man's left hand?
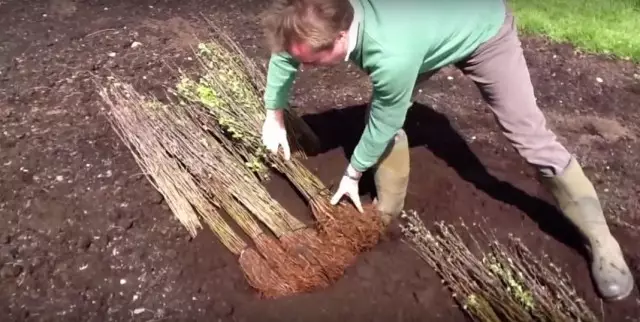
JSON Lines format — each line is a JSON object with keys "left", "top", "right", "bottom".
{"left": 330, "top": 164, "right": 364, "bottom": 213}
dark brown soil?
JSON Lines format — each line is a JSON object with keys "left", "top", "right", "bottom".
{"left": 1, "top": 0, "right": 639, "bottom": 321}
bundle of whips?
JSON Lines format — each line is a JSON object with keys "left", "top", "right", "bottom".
{"left": 99, "top": 81, "right": 330, "bottom": 298}
{"left": 173, "top": 21, "right": 384, "bottom": 279}
{"left": 400, "top": 210, "right": 599, "bottom": 322}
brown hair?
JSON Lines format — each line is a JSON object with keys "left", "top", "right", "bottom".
{"left": 260, "top": 0, "right": 354, "bottom": 53}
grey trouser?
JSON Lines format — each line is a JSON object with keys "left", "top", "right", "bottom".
{"left": 419, "top": 6, "right": 572, "bottom": 177}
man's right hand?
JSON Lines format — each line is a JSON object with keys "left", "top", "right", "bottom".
{"left": 261, "top": 109, "right": 291, "bottom": 160}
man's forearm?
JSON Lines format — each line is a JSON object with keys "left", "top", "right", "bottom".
{"left": 349, "top": 54, "right": 420, "bottom": 172}
{"left": 264, "top": 52, "right": 300, "bottom": 110}
{"left": 349, "top": 109, "right": 406, "bottom": 172}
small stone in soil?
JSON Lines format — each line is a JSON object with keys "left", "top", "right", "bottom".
{"left": 76, "top": 236, "right": 92, "bottom": 250}
{"left": 120, "top": 219, "right": 135, "bottom": 230}
{"left": 0, "top": 234, "right": 10, "bottom": 244}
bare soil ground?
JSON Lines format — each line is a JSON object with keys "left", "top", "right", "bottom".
{"left": 1, "top": 0, "right": 639, "bottom": 321}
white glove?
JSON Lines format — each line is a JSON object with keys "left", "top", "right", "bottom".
{"left": 330, "top": 164, "right": 364, "bottom": 213}
{"left": 261, "top": 109, "right": 291, "bottom": 160}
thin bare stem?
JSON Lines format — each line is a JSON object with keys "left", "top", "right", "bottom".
{"left": 399, "top": 210, "right": 599, "bottom": 322}
{"left": 97, "top": 81, "right": 247, "bottom": 254}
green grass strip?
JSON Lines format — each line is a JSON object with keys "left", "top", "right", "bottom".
{"left": 508, "top": 0, "right": 640, "bottom": 61}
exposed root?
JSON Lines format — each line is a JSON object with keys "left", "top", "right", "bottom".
{"left": 280, "top": 228, "right": 358, "bottom": 282}
{"left": 312, "top": 200, "right": 384, "bottom": 253}
{"left": 254, "top": 234, "right": 330, "bottom": 292}
{"left": 238, "top": 248, "right": 297, "bottom": 299}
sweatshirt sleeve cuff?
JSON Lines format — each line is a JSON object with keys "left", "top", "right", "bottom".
{"left": 264, "top": 99, "right": 289, "bottom": 110}
{"left": 349, "top": 154, "right": 372, "bottom": 173}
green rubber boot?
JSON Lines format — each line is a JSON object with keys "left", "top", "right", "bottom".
{"left": 540, "top": 157, "right": 634, "bottom": 301}
{"left": 373, "top": 129, "right": 410, "bottom": 226}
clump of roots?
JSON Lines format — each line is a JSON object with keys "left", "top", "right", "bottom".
{"left": 311, "top": 197, "right": 385, "bottom": 253}
{"left": 280, "top": 228, "right": 358, "bottom": 282}
{"left": 239, "top": 248, "right": 299, "bottom": 299}
{"left": 254, "top": 234, "right": 330, "bottom": 291}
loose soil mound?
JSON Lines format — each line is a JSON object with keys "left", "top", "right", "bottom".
{"left": 1, "top": 0, "right": 639, "bottom": 321}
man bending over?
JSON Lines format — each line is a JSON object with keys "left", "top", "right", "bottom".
{"left": 258, "top": 0, "right": 634, "bottom": 301}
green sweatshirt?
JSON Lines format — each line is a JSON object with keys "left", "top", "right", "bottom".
{"left": 263, "top": 0, "right": 506, "bottom": 172}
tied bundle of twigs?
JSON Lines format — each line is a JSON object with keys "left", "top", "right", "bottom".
{"left": 99, "top": 81, "right": 335, "bottom": 298}
{"left": 172, "top": 21, "right": 383, "bottom": 263}
{"left": 184, "top": 102, "right": 359, "bottom": 281}
{"left": 98, "top": 81, "right": 288, "bottom": 297}
{"left": 399, "top": 210, "right": 599, "bottom": 322}
{"left": 148, "top": 93, "right": 359, "bottom": 293}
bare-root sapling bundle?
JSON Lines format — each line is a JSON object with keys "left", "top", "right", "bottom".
{"left": 100, "top": 78, "right": 397, "bottom": 297}
{"left": 172, "top": 36, "right": 384, "bottom": 267}
{"left": 399, "top": 210, "right": 599, "bottom": 322}
{"left": 142, "top": 92, "right": 335, "bottom": 295}
{"left": 98, "top": 81, "right": 299, "bottom": 298}
{"left": 183, "top": 103, "right": 359, "bottom": 281}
